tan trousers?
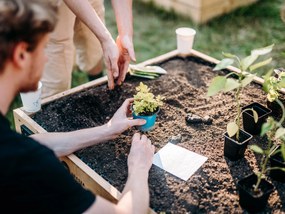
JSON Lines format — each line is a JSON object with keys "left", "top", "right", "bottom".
{"left": 42, "top": 0, "right": 105, "bottom": 98}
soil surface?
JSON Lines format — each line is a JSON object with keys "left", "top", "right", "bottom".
{"left": 33, "top": 56, "right": 285, "bottom": 213}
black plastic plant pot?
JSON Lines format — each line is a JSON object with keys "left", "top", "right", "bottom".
{"left": 270, "top": 146, "right": 285, "bottom": 183}
{"left": 238, "top": 174, "right": 274, "bottom": 213}
{"left": 267, "top": 100, "right": 283, "bottom": 119}
{"left": 224, "top": 129, "right": 252, "bottom": 161}
{"left": 242, "top": 102, "right": 272, "bottom": 135}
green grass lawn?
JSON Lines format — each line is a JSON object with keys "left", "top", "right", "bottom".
{"left": 7, "top": 0, "right": 285, "bottom": 129}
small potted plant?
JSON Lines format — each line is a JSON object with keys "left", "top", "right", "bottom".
{"left": 270, "top": 143, "right": 285, "bottom": 182}
{"left": 263, "top": 75, "right": 285, "bottom": 182}
{"left": 237, "top": 172, "right": 274, "bottom": 212}
{"left": 132, "top": 82, "right": 163, "bottom": 132}
{"left": 208, "top": 44, "right": 273, "bottom": 161}
{"left": 237, "top": 72, "right": 285, "bottom": 212}
{"left": 264, "top": 68, "right": 285, "bottom": 119}
{"left": 238, "top": 100, "right": 285, "bottom": 212}
{"left": 242, "top": 102, "right": 271, "bottom": 135}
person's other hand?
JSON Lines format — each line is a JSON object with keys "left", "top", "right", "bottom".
{"left": 101, "top": 38, "right": 120, "bottom": 89}
{"left": 107, "top": 98, "right": 145, "bottom": 138}
{"left": 116, "top": 35, "right": 136, "bottom": 85}
{"left": 128, "top": 133, "right": 155, "bottom": 174}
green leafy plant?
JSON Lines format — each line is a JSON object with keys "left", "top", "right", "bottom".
{"left": 250, "top": 98, "right": 285, "bottom": 192}
{"left": 207, "top": 44, "right": 274, "bottom": 139}
{"left": 249, "top": 71, "right": 285, "bottom": 192}
{"left": 133, "top": 82, "right": 163, "bottom": 115}
{"left": 263, "top": 68, "right": 285, "bottom": 102}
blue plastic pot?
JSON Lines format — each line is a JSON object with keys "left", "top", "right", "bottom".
{"left": 132, "top": 109, "right": 159, "bottom": 132}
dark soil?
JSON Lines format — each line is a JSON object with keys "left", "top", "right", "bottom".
{"left": 33, "top": 56, "right": 285, "bottom": 213}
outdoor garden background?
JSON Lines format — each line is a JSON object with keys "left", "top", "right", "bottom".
{"left": 7, "top": 0, "right": 285, "bottom": 128}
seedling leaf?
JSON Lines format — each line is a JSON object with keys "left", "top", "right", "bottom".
{"left": 278, "top": 78, "right": 285, "bottom": 88}
{"left": 241, "top": 74, "right": 255, "bottom": 87}
{"left": 260, "top": 122, "right": 271, "bottom": 136}
{"left": 227, "top": 122, "right": 239, "bottom": 137}
{"left": 250, "top": 145, "right": 264, "bottom": 154}
{"left": 250, "top": 58, "right": 272, "bottom": 72}
{"left": 275, "top": 127, "right": 285, "bottom": 139}
{"left": 251, "top": 44, "right": 274, "bottom": 56}
{"left": 262, "top": 68, "right": 273, "bottom": 80}
{"left": 222, "top": 52, "right": 236, "bottom": 58}
{"left": 213, "top": 58, "right": 234, "bottom": 71}
{"left": 207, "top": 76, "right": 227, "bottom": 96}
{"left": 224, "top": 78, "right": 240, "bottom": 92}
{"left": 241, "top": 54, "right": 258, "bottom": 71}
{"left": 252, "top": 109, "right": 258, "bottom": 123}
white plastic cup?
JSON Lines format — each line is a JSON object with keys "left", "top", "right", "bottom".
{"left": 20, "top": 81, "right": 42, "bottom": 112}
{"left": 176, "top": 27, "right": 196, "bottom": 54}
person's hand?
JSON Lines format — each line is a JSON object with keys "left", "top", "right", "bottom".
{"left": 128, "top": 133, "right": 155, "bottom": 174}
{"left": 101, "top": 37, "right": 120, "bottom": 89}
{"left": 106, "top": 98, "right": 146, "bottom": 138}
{"left": 116, "top": 35, "right": 136, "bottom": 85}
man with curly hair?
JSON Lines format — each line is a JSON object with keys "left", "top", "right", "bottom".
{"left": 0, "top": 1, "right": 154, "bottom": 213}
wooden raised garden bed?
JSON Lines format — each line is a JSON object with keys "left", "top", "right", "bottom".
{"left": 140, "top": 0, "right": 258, "bottom": 24}
{"left": 13, "top": 49, "right": 285, "bottom": 213}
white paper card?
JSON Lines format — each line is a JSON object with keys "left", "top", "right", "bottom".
{"left": 153, "top": 143, "right": 208, "bottom": 181}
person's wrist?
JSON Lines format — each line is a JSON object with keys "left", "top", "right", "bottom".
{"left": 119, "top": 34, "right": 132, "bottom": 44}
{"left": 100, "top": 33, "right": 115, "bottom": 46}
{"left": 128, "top": 167, "right": 149, "bottom": 180}
{"left": 99, "top": 35, "right": 117, "bottom": 52}
{"left": 102, "top": 122, "right": 117, "bottom": 140}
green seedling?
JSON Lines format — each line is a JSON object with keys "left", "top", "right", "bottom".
{"left": 133, "top": 82, "right": 163, "bottom": 115}
{"left": 250, "top": 98, "right": 285, "bottom": 192}
{"left": 207, "top": 44, "right": 274, "bottom": 139}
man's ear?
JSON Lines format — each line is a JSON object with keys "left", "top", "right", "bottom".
{"left": 12, "top": 42, "right": 30, "bottom": 69}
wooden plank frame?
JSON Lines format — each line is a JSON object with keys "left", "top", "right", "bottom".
{"left": 13, "top": 48, "right": 281, "bottom": 212}
{"left": 140, "top": 0, "right": 258, "bottom": 24}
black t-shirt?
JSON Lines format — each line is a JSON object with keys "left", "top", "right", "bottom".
{"left": 0, "top": 113, "right": 95, "bottom": 213}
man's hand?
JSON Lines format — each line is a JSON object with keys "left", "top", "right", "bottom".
{"left": 128, "top": 133, "right": 155, "bottom": 175}
{"left": 116, "top": 35, "right": 136, "bottom": 85}
{"left": 107, "top": 98, "right": 145, "bottom": 137}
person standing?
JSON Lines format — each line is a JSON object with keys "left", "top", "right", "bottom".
{"left": 42, "top": 0, "right": 135, "bottom": 98}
